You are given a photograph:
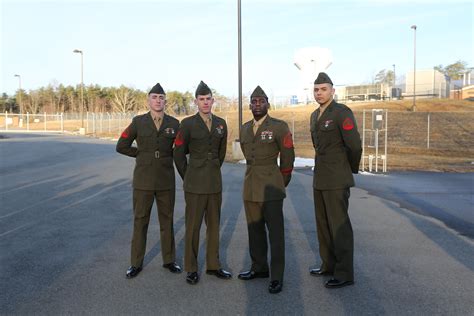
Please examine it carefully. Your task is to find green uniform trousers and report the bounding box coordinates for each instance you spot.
[313,188,353,282]
[131,189,176,267]
[244,199,285,282]
[184,192,222,272]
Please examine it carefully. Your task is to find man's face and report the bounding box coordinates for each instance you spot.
[313,83,335,105]
[148,93,166,112]
[195,94,214,114]
[249,96,269,119]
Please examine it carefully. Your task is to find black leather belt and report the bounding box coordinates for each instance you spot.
[191,152,218,160]
[154,151,171,158]
[246,159,277,166]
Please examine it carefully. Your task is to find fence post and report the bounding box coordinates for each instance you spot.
[427,113,430,149]
[44,112,47,131]
[99,113,103,133]
[26,112,29,131]
[361,110,366,171]
[384,110,388,172]
[92,113,96,136]
[86,112,89,133]
[107,112,111,133]
[292,117,295,145]
[61,113,64,133]
[375,129,379,172]
[4,111,7,131]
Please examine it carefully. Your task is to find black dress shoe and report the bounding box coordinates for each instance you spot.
[237,270,270,280]
[163,262,182,274]
[325,278,354,288]
[309,267,332,277]
[268,280,283,294]
[206,268,232,279]
[126,266,142,279]
[186,272,199,285]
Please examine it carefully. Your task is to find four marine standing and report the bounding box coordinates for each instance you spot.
[116,75,361,291]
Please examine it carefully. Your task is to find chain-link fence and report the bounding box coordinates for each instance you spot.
[2,110,473,171]
[256,110,474,151]
[0,111,137,136]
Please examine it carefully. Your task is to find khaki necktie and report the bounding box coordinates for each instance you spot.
[253,121,259,135]
[206,117,212,131]
[153,116,162,130]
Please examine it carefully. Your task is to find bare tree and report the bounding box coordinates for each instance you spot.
[111,85,138,113]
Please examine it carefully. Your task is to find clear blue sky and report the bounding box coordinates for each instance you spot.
[1,0,473,98]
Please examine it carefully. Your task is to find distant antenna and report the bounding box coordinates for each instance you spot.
[294,47,333,103]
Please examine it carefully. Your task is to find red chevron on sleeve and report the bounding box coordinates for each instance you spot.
[283,131,294,148]
[342,117,354,131]
[174,131,184,146]
[280,167,293,175]
[121,126,130,138]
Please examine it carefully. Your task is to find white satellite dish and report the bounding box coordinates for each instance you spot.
[294,47,333,103]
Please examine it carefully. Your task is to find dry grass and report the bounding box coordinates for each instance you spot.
[2,99,473,172]
[218,99,474,172]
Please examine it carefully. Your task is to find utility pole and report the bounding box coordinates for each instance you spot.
[411,25,417,112]
[73,49,84,128]
[237,0,242,138]
[14,74,22,117]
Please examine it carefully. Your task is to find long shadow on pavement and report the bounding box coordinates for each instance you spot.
[0,176,133,313]
[380,198,474,272]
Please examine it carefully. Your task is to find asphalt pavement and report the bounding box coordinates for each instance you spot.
[1,133,473,315]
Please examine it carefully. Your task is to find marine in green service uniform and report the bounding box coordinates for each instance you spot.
[117,82,182,279]
[238,86,295,294]
[173,81,232,285]
[309,72,362,288]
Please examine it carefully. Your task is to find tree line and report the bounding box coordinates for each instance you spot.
[0,84,237,115]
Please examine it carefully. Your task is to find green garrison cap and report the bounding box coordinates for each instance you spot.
[148,83,165,95]
[250,85,268,100]
[314,72,333,85]
[195,81,212,97]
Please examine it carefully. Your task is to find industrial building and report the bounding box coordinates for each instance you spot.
[405,69,450,98]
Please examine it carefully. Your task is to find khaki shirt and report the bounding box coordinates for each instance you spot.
[150,111,165,130]
[252,114,268,135]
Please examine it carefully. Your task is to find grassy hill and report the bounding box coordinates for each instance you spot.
[218,99,474,172]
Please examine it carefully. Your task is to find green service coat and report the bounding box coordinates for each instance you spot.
[240,115,295,202]
[173,113,227,194]
[116,112,179,190]
[310,100,362,190]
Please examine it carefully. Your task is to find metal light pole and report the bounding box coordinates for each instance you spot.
[392,64,396,87]
[237,0,242,139]
[14,74,22,116]
[411,25,417,112]
[73,49,84,128]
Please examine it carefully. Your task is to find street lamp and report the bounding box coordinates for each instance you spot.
[73,49,84,128]
[14,74,22,116]
[411,25,417,112]
[237,0,242,138]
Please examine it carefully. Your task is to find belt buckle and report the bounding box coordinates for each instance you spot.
[155,151,160,158]
[207,152,213,160]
